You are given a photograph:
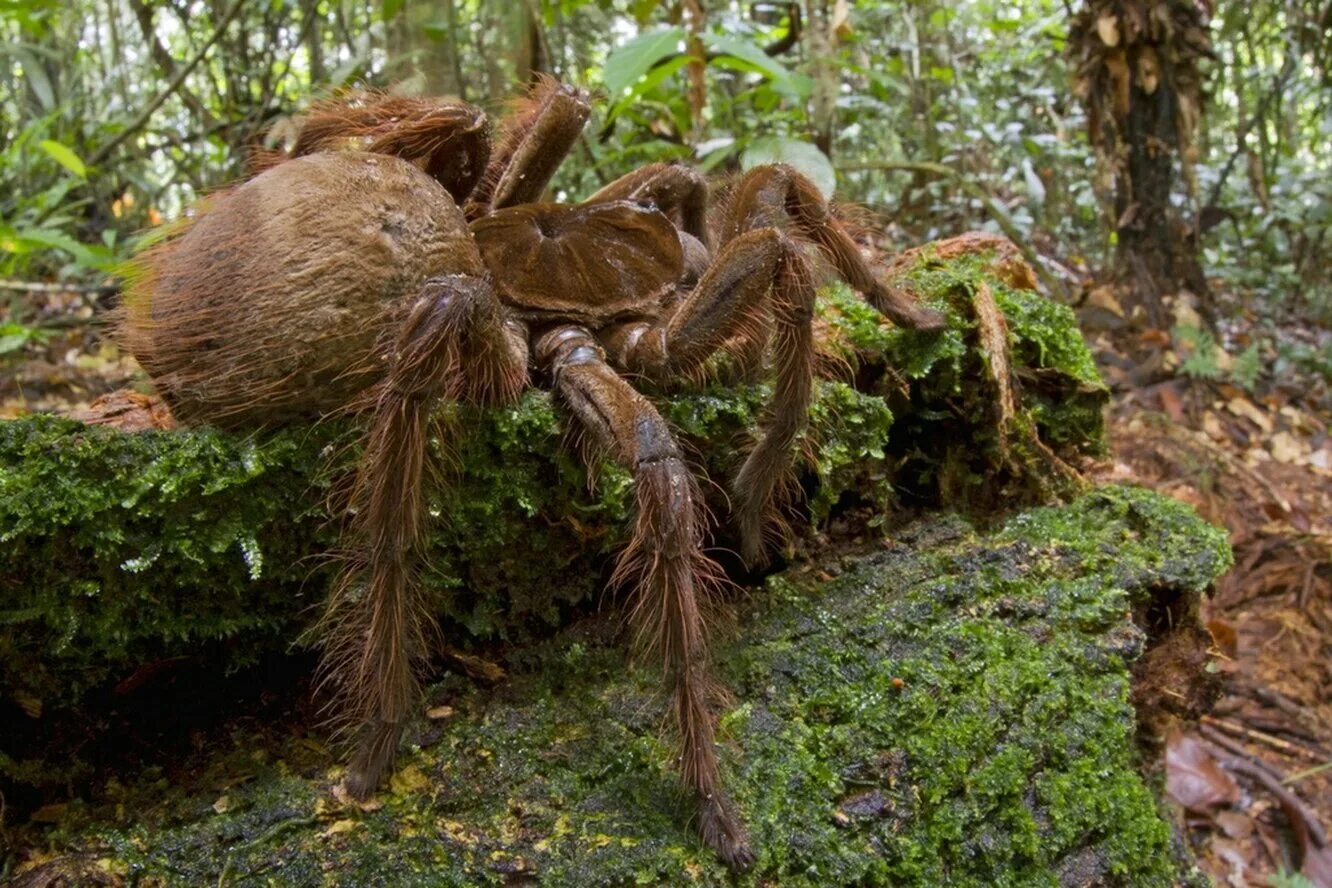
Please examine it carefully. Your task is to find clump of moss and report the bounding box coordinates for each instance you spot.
[820,233,1108,509]
[13,487,1227,886]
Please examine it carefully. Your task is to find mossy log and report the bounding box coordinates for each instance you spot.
[1,234,1148,870]
[5,488,1230,886]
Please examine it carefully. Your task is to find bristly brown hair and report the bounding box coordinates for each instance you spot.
[312,275,525,796]
[251,92,492,203]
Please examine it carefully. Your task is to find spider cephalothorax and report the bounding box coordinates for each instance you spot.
[120,78,943,870]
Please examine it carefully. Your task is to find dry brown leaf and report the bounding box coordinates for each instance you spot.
[1095,13,1120,47]
[1166,731,1241,812]
[1137,46,1161,94]
[1270,431,1305,464]
[1086,284,1126,317]
[1214,810,1254,839]
[1226,397,1273,434]
[831,0,853,41]
[1206,618,1239,658]
[1159,384,1187,424]
[1105,48,1132,120]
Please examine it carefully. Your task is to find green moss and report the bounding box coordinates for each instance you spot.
[18,487,1228,886]
[820,243,1108,507]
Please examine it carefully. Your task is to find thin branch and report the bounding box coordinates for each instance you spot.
[1205,56,1299,211]
[763,3,802,57]
[0,279,118,295]
[87,0,247,168]
[126,0,217,129]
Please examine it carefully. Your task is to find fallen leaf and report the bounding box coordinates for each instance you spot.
[1096,12,1120,46]
[1087,285,1126,318]
[30,803,67,823]
[332,782,383,811]
[1225,397,1273,434]
[321,819,357,837]
[1269,431,1304,464]
[1166,731,1240,813]
[1214,810,1253,839]
[1159,384,1187,424]
[1206,619,1238,658]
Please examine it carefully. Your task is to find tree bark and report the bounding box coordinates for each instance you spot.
[1070,0,1212,327]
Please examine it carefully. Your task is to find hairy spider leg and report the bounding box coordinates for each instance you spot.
[537,325,755,872]
[254,95,492,204]
[467,77,592,217]
[583,162,711,248]
[720,164,947,331]
[601,227,817,568]
[320,274,528,799]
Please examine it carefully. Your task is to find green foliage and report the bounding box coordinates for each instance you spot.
[2,0,1325,332]
[1268,870,1319,888]
[1175,324,1224,381]
[20,486,1230,886]
[1175,324,1266,391]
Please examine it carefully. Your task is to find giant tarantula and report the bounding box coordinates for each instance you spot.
[120,78,943,869]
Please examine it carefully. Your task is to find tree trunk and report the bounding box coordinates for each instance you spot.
[1070,0,1212,328]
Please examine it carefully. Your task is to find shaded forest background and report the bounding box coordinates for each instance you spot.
[2,1,1331,886]
[2,0,1330,346]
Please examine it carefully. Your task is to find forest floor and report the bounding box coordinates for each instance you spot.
[1080,287,1332,887]
[2,269,1331,887]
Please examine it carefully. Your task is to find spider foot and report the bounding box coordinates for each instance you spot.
[697,790,756,872]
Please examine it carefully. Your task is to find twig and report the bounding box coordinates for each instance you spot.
[216,813,317,886]
[1202,714,1324,760]
[88,0,248,167]
[1283,760,1332,786]
[0,279,118,295]
[1199,722,1286,779]
[1216,753,1328,849]
[1240,681,1326,731]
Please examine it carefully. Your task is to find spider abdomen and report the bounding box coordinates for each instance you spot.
[121,152,482,427]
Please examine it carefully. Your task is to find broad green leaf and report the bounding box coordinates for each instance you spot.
[17,228,116,272]
[741,137,837,199]
[702,33,813,100]
[606,54,691,119]
[1022,159,1046,207]
[12,48,54,109]
[603,27,685,98]
[0,324,35,355]
[38,140,86,178]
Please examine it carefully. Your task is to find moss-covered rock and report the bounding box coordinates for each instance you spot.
[0,234,1104,792]
[6,487,1230,887]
